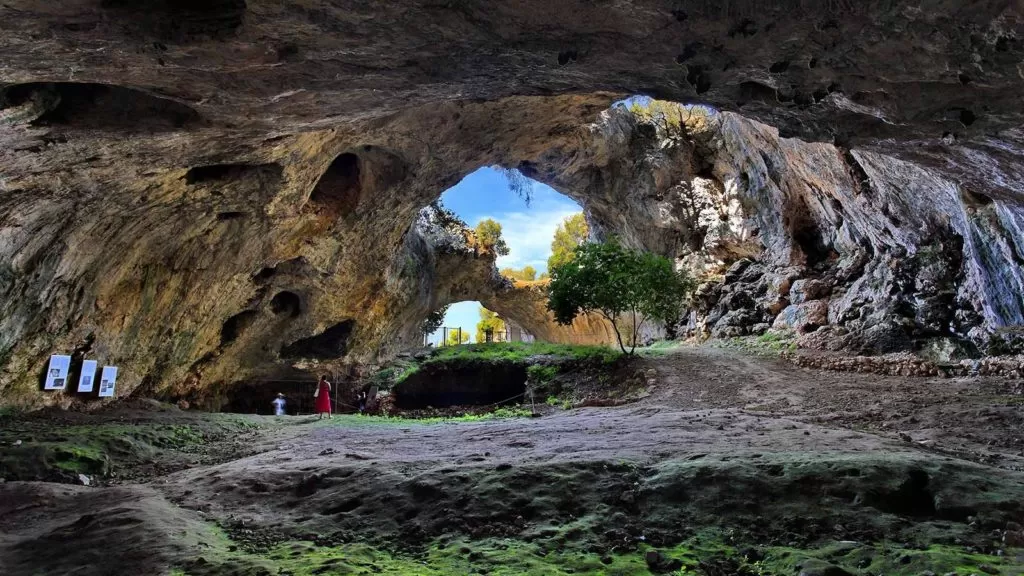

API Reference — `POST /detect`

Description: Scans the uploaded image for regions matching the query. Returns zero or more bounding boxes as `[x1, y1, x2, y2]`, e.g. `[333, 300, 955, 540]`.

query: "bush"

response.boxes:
[547, 239, 694, 354]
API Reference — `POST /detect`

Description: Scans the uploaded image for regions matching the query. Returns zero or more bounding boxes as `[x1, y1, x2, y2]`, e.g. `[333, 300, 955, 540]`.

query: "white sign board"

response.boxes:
[78, 360, 98, 393]
[98, 366, 118, 398]
[44, 355, 72, 390]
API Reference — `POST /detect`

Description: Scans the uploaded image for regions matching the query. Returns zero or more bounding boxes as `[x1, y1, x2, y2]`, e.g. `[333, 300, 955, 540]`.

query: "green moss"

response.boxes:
[749, 542, 1019, 575]
[0, 417, 260, 483]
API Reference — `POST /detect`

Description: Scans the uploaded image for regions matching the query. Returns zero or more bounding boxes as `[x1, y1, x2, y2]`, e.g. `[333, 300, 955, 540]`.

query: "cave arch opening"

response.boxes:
[421, 165, 584, 346]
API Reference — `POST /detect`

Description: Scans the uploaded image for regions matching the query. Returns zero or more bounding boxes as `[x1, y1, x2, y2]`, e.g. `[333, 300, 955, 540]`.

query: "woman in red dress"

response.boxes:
[314, 375, 332, 419]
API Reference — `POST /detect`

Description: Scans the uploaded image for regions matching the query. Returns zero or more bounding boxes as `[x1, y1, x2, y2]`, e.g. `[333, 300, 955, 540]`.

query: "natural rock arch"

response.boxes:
[1, 3, 1023, 406]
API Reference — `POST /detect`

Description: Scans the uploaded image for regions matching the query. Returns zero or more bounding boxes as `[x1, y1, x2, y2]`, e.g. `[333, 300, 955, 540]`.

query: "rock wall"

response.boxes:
[531, 106, 1024, 355]
[1, 1, 1023, 406]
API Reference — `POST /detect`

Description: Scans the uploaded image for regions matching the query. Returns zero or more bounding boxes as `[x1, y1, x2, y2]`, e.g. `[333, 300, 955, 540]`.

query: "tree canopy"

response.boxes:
[474, 218, 509, 256]
[548, 213, 589, 271]
[475, 307, 505, 342]
[500, 265, 537, 282]
[420, 304, 449, 335]
[445, 329, 470, 346]
[547, 239, 693, 354]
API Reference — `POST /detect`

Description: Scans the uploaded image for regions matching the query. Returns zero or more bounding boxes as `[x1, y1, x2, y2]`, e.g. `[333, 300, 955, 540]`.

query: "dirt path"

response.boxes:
[2, 345, 1023, 576]
[641, 346, 1024, 471]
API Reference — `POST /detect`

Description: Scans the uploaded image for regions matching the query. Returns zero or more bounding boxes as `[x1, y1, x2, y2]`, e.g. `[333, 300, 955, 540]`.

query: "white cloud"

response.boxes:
[475, 196, 581, 273]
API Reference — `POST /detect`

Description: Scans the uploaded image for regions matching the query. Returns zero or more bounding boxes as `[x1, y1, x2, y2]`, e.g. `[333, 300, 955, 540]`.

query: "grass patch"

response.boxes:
[426, 342, 621, 365]
[313, 405, 533, 427]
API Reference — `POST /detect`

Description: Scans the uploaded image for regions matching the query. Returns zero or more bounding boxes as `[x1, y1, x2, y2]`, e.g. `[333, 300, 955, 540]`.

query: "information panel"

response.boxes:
[44, 355, 72, 390]
[98, 366, 118, 398]
[78, 360, 98, 393]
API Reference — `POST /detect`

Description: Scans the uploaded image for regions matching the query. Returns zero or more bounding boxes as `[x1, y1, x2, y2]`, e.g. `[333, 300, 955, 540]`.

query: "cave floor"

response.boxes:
[2, 346, 1023, 575]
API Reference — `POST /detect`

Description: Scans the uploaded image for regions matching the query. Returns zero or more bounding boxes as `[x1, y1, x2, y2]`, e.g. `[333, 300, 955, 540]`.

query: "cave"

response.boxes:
[100, 0, 247, 41]
[308, 153, 362, 218]
[269, 291, 302, 317]
[393, 361, 528, 409]
[3, 5, 1024, 574]
[220, 310, 258, 346]
[1, 82, 201, 132]
[280, 320, 355, 360]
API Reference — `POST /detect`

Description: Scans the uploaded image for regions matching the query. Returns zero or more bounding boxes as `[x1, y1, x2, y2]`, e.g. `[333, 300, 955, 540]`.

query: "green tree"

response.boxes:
[548, 213, 589, 271]
[500, 265, 537, 282]
[445, 329, 470, 346]
[547, 239, 693, 354]
[475, 307, 506, 342]
[474, 218, 510, 256]
[625, 98, 716, 142]
[420, 305, 449, 335]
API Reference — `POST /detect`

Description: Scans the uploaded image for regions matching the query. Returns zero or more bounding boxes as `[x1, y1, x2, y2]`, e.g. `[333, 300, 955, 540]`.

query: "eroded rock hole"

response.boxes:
[280, 320, 355, 360]
[309, 153, 361, 218]
[220, 310, 258, 346]
[769, 60, 790, 73]
[215, 211, 246, 221]
[394, 361, 528, 409]
[962, 189, 993, 207]
[728, 19, 757, 38]
[557, 50, 578, 65]
[101, 0, 246, 41]
[270, 291, 302, 317]
[686, 65, 712, 94]
[676, 42, 701, 63]
[959, 109, 977, 126]
[2, 82, 200, 132]
[738, 81, 778, 105]
[794, 223, 831, 268]
[866, 469, 936, 518]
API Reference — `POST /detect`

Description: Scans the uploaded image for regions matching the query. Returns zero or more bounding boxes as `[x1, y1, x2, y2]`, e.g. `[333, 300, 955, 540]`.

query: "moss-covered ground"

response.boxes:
[0, 406, 262, 483]
[171, 529, 1019, 576]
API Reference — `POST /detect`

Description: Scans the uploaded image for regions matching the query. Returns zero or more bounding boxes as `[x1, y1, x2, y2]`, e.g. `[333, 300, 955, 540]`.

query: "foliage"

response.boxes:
[445, 329, 470, 346]
[475, 307, 505, 343]
[428, 199, 466, 230]
[547, 239, 694, 354]
[420, 304, 449, 335]
[473, 218, 509, 256]
[497, 166, 533, 206]
[500, 265, 537, 282]
[526, 364, 558, 384]
[547, 212, 589, 271]
[626, 97, 717, 142]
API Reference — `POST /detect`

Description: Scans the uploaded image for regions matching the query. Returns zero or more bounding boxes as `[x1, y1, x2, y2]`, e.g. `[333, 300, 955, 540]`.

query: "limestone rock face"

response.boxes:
[1, 1, 1023, 406]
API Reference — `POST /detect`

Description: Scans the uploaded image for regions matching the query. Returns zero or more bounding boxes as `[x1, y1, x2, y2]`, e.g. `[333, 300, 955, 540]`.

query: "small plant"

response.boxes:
[545, 396, 560, 406]
[527, 364, 558, 384]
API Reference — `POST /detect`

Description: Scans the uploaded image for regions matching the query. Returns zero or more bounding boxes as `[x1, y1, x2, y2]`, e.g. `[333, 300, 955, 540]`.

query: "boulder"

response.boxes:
[773, 300, 829, 334]
[790, 279, 830, 304]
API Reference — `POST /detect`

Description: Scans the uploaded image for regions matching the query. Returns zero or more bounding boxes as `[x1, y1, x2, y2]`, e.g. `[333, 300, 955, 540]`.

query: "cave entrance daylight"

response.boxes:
[422, 165, 584, 346]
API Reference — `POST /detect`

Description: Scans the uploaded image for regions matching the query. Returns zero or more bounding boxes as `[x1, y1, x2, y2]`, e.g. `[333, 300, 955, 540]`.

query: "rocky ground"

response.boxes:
[2, 345, 1023, 575]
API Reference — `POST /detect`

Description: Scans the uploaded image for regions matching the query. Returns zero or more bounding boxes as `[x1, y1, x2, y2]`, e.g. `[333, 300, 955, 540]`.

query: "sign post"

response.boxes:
[98, 366, 118, 398]
[78, 360, 98, 393]
[44, 355, 72, 390]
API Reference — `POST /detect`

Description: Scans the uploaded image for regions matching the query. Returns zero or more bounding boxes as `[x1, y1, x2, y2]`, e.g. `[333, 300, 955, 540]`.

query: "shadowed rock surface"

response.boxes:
[1, 1, 1023, 406]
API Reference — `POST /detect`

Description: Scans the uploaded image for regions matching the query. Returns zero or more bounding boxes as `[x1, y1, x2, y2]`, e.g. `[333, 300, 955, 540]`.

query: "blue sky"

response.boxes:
[427, 166, 582, 344]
